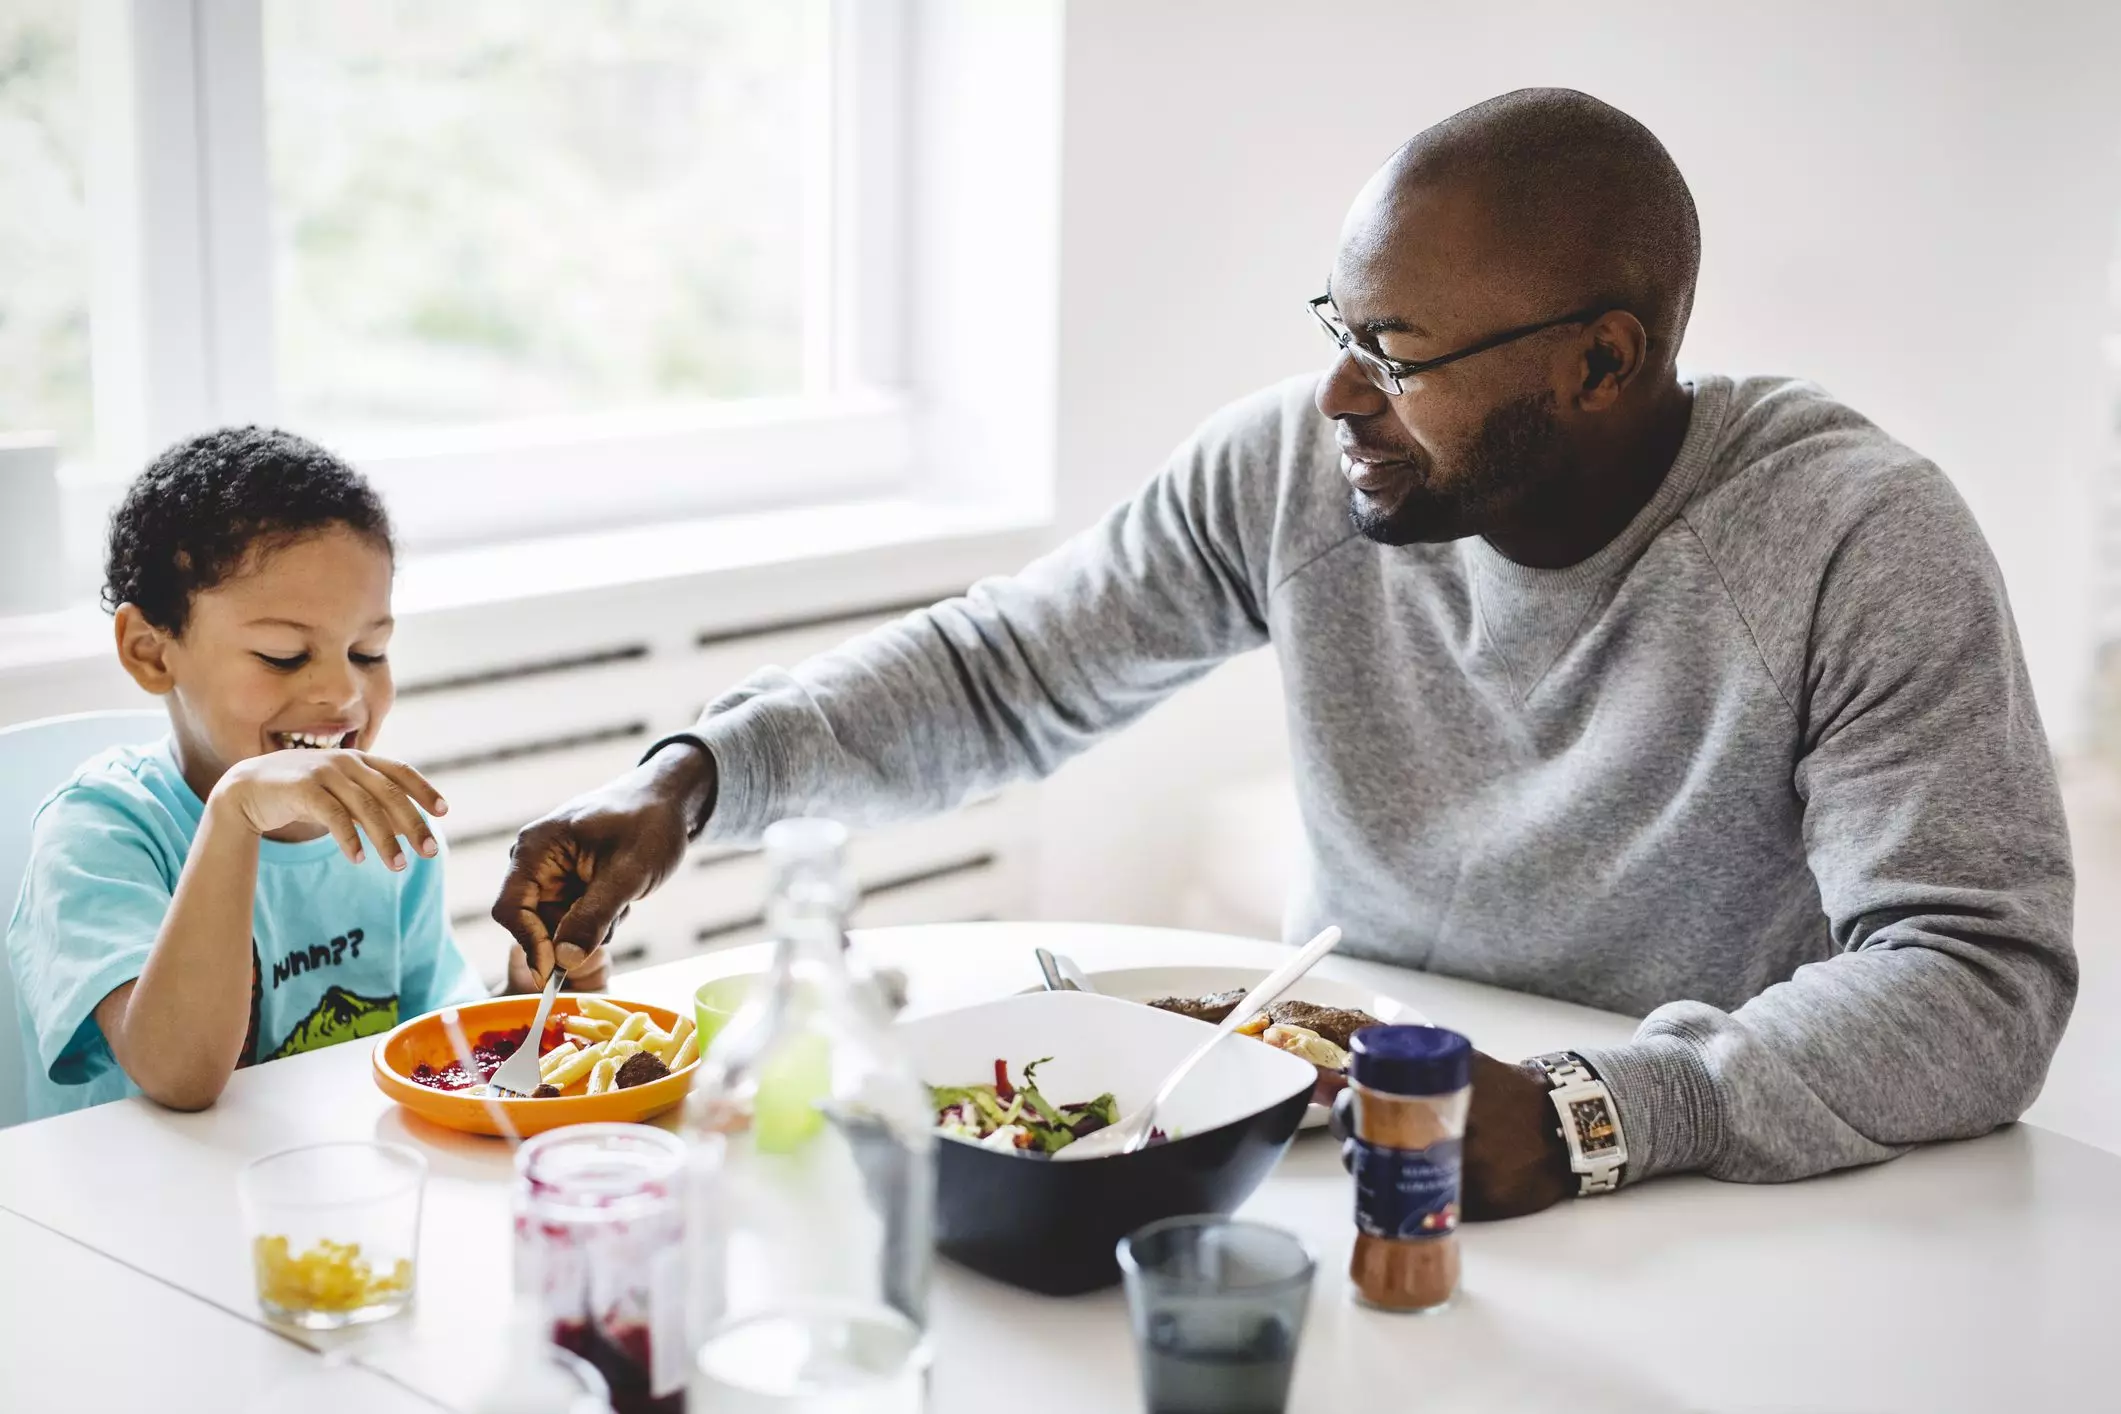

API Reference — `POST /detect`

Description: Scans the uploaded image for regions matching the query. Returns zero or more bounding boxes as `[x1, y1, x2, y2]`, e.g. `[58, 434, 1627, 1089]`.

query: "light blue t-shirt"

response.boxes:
[5, 738, 486, 1119]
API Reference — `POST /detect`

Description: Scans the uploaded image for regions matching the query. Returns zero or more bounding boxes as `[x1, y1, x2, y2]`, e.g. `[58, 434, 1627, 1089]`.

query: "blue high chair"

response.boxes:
[0, 711, 164, 1128]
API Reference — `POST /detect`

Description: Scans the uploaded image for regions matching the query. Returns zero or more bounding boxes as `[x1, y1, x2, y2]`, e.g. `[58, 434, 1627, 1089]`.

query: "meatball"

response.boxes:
[615, 1051, 672, 1090]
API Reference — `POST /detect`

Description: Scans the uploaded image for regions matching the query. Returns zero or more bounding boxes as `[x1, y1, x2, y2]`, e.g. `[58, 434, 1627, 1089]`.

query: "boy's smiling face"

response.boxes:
[117, 525, 397, 804]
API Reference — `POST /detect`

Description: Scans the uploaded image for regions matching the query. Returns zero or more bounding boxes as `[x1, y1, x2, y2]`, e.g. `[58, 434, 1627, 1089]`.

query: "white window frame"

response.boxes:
[77, 0, 912, 552]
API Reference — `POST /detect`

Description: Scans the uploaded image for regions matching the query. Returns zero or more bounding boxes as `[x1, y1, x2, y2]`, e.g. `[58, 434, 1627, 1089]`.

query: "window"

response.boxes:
[0, 0, 90, 463]
[20, 0, 909, 567]
[263, 1, 810, 438]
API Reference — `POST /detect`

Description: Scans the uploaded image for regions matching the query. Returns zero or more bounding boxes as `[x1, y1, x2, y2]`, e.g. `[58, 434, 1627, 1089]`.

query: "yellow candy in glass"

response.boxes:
[253, 1234, 414, 1313]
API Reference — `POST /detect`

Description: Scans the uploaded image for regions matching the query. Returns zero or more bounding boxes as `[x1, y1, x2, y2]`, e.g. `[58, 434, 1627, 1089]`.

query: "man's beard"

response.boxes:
[1348, 390, 1568, 547]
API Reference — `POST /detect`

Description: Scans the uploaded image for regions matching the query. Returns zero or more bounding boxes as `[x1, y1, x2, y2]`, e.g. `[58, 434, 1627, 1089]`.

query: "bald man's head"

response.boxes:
[1319, 90, 1703, 553]
[1377, 88, 1701, 355]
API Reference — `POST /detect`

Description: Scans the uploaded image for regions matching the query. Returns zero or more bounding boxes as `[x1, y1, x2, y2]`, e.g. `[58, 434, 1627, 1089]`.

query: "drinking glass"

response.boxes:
[238, 1141, 425, 1329]
[694, 973, 759, 1050]
[1117, 1216, 1316, 1414]
[692, 1299, 929, 1413]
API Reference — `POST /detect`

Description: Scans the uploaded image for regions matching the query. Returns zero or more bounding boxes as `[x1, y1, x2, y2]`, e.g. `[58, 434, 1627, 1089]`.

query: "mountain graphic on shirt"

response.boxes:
[263, 987, 399, 1062]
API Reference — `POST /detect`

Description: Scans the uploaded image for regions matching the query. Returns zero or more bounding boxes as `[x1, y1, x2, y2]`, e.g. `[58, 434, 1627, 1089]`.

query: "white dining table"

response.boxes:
[2, 921, 2116, 1414]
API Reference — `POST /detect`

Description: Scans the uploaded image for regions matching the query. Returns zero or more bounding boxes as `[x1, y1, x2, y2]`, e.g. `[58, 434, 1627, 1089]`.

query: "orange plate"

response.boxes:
[372, 995, 698, 1138]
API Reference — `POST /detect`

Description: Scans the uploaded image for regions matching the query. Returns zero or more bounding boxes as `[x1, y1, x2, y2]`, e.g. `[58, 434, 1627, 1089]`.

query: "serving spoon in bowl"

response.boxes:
[1054, 925, 1343, 1162]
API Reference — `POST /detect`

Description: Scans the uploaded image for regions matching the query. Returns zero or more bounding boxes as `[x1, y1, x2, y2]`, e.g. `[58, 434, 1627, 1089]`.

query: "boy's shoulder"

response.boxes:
[30, 740, 195, 863]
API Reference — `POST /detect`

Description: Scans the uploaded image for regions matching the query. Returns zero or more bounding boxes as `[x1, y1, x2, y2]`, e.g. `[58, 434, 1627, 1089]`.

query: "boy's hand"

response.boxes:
[211, 750, 445, 870]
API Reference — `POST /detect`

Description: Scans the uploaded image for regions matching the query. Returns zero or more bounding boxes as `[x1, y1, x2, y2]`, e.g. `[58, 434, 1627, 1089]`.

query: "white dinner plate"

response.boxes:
[1018, 964, 1426, 1130]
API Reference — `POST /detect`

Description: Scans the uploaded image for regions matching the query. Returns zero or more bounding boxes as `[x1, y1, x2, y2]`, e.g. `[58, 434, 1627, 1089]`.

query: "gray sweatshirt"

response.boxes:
[694, 374, 2076, 1185]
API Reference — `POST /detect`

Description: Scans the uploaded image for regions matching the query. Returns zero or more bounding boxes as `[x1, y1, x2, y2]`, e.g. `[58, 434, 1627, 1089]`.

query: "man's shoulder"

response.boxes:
[1174, 374, 1349, 582]
[1189, 372, 1328, 445]
[1679, 373, 1959, 546]
[1678, 375, 1999, 677]
[1685, 375, 1978, 573]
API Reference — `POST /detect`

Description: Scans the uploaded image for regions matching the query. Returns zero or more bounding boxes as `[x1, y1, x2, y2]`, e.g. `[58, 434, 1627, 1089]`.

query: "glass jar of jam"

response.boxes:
[1345, 1025, 1471, 1314]
[514, 1123, 688, 1414]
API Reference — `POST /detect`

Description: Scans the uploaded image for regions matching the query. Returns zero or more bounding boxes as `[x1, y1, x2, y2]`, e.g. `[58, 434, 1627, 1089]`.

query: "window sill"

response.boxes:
[0, 495, 1052, 687]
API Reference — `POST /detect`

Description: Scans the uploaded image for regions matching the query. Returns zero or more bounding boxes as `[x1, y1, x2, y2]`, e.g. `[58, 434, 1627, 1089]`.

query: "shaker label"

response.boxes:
[1353, 1136, 1462, 1239]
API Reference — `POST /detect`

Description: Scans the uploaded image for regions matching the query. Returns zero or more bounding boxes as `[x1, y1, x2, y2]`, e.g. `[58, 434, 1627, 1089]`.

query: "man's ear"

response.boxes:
[1575, 310, 1650, 412]
[113, 604, 178, 696]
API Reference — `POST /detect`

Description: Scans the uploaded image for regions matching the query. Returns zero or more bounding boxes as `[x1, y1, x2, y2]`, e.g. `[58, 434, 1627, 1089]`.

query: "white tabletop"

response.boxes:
[3, 922, 2118, 1413]
[0, 1206, 439, 1412]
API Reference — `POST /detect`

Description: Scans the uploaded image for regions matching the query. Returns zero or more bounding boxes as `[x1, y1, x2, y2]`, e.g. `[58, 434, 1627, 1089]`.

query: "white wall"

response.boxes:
[1032, 0, 2121, 927]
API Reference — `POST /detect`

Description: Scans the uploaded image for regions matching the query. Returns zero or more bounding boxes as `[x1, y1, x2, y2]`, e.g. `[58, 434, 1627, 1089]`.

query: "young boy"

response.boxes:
[5, 427, 593, 1120]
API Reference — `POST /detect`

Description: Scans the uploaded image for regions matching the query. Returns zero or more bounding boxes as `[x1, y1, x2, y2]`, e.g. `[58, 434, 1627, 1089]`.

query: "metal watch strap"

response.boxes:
[638, 731, 715, 840]
[1530, 1051, 1627, 1197]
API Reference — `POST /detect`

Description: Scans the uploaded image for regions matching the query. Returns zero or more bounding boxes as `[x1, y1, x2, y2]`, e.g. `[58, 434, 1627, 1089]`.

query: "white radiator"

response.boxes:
[1, 589, 1037, 989]
[396, 601, 1034, 986]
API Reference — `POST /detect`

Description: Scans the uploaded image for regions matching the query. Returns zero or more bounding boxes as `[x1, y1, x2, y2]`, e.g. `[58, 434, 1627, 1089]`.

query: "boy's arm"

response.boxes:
[92, 791, 262, 1110]
[95, 749, 445, 1110]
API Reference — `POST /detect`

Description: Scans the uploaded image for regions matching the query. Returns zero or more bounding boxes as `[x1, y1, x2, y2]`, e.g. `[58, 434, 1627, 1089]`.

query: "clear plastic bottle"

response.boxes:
[682, 819, 935, 1410]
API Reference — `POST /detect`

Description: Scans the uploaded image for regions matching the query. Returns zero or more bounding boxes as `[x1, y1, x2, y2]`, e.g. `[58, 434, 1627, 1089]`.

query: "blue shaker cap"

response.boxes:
[1348, 1025, 1472, 1095]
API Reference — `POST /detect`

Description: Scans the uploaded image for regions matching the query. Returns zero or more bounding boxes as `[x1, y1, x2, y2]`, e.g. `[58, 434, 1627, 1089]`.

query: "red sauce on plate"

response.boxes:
[406, 1025, 565, 1092]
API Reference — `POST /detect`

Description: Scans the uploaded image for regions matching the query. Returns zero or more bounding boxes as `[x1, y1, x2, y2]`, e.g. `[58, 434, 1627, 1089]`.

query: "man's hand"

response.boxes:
[504, 943, 610, 995]
[1460, 1051, 1576, 1219]
[1332, 1049, 1576, 1220]
[492, 743, 715, 983]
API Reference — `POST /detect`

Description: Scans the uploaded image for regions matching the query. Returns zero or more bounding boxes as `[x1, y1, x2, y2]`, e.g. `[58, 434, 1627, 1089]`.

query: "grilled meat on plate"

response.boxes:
[1145, 988, 1249, 1025]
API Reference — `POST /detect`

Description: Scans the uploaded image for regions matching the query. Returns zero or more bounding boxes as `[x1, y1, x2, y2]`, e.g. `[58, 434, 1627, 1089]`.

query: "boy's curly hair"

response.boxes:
[102, 426, 394, 636]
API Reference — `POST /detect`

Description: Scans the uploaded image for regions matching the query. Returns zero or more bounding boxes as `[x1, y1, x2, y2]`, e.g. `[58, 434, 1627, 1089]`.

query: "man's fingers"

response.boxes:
[345, 759, 439, 859]
[491, 832, 564, 981]
[1329, 1086, 1354, 1142]
[552, 861, 646, 969]
[563, 947, 612, 993]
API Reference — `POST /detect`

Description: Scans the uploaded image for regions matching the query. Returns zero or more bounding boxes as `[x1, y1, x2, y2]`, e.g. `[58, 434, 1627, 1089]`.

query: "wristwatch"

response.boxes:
[1528, 1052, 1628, 1196]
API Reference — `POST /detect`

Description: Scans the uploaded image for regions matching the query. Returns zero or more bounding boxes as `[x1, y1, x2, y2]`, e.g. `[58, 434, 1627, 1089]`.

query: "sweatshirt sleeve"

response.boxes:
[1579, 469, 2076, 1183]
[692, 396, 1286, 843]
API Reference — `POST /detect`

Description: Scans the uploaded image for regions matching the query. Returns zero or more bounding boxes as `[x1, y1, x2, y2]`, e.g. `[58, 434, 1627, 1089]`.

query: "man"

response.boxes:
[495, 90, 2074, 1217]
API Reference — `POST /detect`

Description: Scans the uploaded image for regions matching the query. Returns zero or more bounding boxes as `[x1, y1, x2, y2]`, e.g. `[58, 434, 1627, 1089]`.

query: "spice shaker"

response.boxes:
[1344, 1025, 1471, 1313]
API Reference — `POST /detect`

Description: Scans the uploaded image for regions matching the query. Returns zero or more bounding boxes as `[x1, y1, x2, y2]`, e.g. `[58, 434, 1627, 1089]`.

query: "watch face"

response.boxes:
[1566, 1094, 1622, 1158]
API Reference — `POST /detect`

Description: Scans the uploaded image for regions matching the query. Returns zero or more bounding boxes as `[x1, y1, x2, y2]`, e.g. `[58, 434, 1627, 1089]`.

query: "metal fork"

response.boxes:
[488, 964, 566, 1097]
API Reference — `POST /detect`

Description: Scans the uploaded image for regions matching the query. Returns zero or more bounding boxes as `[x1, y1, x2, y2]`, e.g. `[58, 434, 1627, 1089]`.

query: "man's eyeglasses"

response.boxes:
[1308, 293, 1612, 395]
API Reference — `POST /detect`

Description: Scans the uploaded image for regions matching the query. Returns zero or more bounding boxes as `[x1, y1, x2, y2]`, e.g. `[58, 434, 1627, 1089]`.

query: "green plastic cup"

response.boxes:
[694, 973, 761, 1049]
[692, 972, 831, 1154]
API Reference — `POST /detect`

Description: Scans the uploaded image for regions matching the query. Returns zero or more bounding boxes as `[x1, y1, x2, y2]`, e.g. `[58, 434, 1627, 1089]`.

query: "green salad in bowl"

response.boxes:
[932, 1057, 1151, 1156]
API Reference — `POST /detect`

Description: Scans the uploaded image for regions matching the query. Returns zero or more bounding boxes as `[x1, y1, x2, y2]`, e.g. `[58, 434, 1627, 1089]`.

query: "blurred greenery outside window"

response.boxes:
[264, 1, 809, 444]
[0, 0, 89, 465]
[0, 0, 858, 569]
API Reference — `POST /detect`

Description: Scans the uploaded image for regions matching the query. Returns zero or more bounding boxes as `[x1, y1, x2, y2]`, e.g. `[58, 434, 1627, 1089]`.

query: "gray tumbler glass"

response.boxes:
[1116, 1216, 1317, 1414]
